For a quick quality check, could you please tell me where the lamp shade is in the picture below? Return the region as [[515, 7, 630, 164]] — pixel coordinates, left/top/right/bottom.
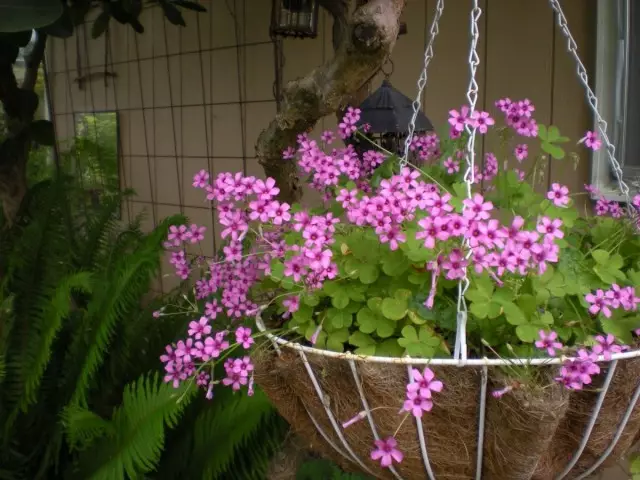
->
[[357, 80, 433, 134]]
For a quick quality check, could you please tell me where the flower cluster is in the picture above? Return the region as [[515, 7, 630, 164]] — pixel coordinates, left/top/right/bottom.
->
[[402, 367, 443, 418], [158, 98, 640, 474], [585, 284, 640, 318], [495, 98, 538, 137]]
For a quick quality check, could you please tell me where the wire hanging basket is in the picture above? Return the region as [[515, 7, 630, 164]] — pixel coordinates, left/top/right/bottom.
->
[[252, 1, 640, 479]]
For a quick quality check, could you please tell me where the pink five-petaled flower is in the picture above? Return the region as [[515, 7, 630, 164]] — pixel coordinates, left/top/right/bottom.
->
[[282, 146, 296, 159], [585, 289, 612, 318], [579, 130, 602, 151], [321, 130, 335, 144], [547, 183, 570, 207], [235, 326, 254, 349], [468, 110, 495, 134], [407, 367, 444, 399], [534, 330, 563, 356], [537, 217, 564, 240], [253, 178, 280, 200], [402, 391, 433, 417], [370, 437, 404, 468], [448, 106, 469, 133], [514, 144, 528, 162], [592, 334, 622, 361], [444, 157, 460, 174], [192, 169, 209, 188], [462, 194, 493, 221], [188, 316, 212, 340]]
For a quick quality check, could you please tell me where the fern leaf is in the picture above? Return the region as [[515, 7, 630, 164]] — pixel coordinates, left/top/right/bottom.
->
[[75, 372, 194, 480], [61, 405, 115, 451], [19, 272, 92, 410], [68, 218, 181, 406]]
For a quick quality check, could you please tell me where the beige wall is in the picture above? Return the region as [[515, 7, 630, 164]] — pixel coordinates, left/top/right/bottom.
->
[[46, 0, 595, 290]]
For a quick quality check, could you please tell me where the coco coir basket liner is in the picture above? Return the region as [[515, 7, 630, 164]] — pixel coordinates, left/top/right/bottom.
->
[[254, 345, 640, 480]]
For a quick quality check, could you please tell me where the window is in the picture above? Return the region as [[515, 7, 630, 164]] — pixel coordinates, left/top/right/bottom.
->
[[593, 0, 640, 199]]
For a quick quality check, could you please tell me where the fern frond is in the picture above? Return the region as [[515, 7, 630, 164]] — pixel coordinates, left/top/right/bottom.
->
[[18, 272, 92, 410], [61, 405, 115, 451], [67, 215, 184, 407], [74, 372, 194, 480], [187, 388, 279, 479]]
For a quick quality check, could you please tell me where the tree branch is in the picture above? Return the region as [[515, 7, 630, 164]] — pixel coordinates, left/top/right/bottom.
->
[[256, 0, 406, 203]]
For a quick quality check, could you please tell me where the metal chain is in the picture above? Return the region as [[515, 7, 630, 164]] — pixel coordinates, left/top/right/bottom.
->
[[400, 0, 445, 166], [454, 0, 482, 364], [548, 0, 632, 206]]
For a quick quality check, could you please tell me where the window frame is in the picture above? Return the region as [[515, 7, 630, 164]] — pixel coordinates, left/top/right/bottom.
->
[[592, 0, 637, 201]]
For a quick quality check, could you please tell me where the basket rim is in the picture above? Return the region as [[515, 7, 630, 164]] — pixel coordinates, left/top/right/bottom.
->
[[255, 314, 640, 366]]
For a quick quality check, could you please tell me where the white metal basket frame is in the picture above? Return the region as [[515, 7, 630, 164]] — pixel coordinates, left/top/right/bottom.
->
[[255, 1, 640, 479]]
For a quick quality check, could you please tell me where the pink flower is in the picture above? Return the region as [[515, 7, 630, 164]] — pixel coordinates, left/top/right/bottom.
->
[[282, 147, 296, 159], [283, 295, 300, 315], [579, 130, 602, 151], [403, 390, 433, 417], [407, 367, 443, 399], [537, 217, 563, 240], [443, 157, 460, 174], [514, 144, 528, 162], [192, 169, 209, 188], [188, 316, 212, 340], [321, 130, 335, 144], [592, 334, 622, 361], [253, 178, 280, 200], [463, 194, 493, 221], [448, 106, 469, 133], [547, 183, 570, 207], [585, 289, 612, 318], [371, 437, 403, 468], [235, 326, 254, 349], [535, 330, 563, 356], [468, 110, 495, 134]]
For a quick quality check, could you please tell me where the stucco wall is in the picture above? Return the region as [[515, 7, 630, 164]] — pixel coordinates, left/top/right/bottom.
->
[[45, 0, 595, 290]]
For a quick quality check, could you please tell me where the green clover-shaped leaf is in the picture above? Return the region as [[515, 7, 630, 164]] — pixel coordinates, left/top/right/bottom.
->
[[331, 289, 350, 309], [381, 298, 408, 321], [515, 324, 540, 343], [326, 328, 349, 352], [376, 339, 404, 357], [398, 325, 440, 357], [359, 264, 380, 284], [327, 308, 353, 328], [381, 249, 410, 277]]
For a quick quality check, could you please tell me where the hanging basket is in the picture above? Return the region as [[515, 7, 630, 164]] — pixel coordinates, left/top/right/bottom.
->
[[253, 2, 640, 478], [254, 335, 640, 480]]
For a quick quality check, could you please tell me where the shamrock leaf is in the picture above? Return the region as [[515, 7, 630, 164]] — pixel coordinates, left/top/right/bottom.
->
[[356, 306, 394, 337], [302, 293, 320, 307], [327, 308, 353, 328], [376, 339, 405, 357], [502, 302, 526, 326], [331, 289, 350, 309], [381, 249, 410, 277], [349, 331, 377, 355], [381, 297, 408, 321], [515, 324, 540, 343], [397, 325, 440, 357], [326, 328, 349, 352], [359, 264, 380, 284]]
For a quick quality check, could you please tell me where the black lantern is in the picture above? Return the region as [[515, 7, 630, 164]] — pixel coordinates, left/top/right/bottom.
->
[[351, 79, 434, 155], [270, 0, 319, 38]]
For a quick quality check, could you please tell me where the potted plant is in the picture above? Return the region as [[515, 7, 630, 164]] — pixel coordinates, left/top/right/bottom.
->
[[158, 99, 640, 479]]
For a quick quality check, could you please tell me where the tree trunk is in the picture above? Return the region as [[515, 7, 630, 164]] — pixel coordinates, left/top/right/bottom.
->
[[0, 32, 47, 224], [256, 0, 406, 204]]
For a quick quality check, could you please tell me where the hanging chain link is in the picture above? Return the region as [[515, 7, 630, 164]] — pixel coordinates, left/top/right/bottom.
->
[[453, 0, 482, 364], [400, 0, 445, 166], [548, 0, 632, 205]]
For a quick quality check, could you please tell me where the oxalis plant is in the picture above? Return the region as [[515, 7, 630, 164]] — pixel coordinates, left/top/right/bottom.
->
[[158, 98, 640, 471]]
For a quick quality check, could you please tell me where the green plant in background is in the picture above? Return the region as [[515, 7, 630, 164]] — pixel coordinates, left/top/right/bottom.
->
[[296, 458, 374, 480], [0, 176, 288, 479]]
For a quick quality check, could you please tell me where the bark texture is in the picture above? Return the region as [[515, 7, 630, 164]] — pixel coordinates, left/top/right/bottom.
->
[[256, 0, 406, 204], [0, 33, 47, 224]]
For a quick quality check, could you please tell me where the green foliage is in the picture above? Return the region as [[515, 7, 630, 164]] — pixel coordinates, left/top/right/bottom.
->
[[257, 123, 640, 362], [0, 177, 288, 480], [296, 458, 373, 480]]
